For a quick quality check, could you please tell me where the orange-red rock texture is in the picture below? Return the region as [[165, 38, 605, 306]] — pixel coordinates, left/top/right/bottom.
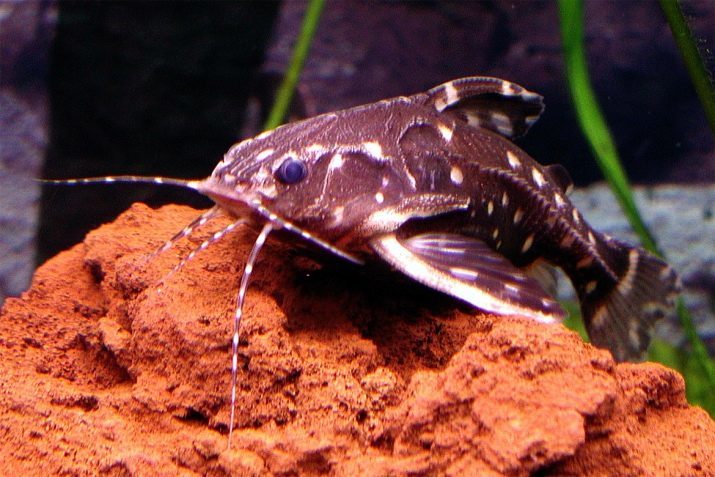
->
[[1, 204, 713, 476]]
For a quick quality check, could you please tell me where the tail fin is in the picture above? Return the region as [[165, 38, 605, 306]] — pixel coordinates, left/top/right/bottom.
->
[[579, 241, 681, 361]]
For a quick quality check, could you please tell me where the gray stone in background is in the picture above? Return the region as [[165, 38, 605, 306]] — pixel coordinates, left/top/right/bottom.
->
[[559, 184, 715, 348], [0, 1, 55, 305]]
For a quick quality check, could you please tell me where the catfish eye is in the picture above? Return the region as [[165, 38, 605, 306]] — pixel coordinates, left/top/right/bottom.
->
[[276, 158, 307, 184]]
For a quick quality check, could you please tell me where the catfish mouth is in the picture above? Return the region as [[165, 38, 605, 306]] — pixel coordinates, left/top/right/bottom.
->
[[196, 177, 363, 265], [196, 178, 267, 221]]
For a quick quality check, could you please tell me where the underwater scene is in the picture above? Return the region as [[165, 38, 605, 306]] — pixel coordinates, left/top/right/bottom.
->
[[0, 1, 713, 475]]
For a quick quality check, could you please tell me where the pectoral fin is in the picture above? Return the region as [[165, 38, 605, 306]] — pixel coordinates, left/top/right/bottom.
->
[[522, 258, 560, 298], [370, 232, 565, 323]]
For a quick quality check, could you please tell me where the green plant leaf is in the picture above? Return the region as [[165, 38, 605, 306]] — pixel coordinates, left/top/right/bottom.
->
[[659, 0, 715, 136], [263, 0, 326, 131]]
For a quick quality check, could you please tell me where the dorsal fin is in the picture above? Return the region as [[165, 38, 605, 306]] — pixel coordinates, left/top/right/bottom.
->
[[424, 76, 544, 139], [544, 164, 574, 195]]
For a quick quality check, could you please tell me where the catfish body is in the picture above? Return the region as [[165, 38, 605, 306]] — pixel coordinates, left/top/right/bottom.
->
[[197, 76, 679, 361]]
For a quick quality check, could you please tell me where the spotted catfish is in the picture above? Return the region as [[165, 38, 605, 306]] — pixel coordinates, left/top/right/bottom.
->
[[198, 76, 679, 360], [46, 76, 680, 441]]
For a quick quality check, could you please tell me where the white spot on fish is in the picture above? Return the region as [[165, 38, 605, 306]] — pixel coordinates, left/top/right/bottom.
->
[[487, 201, 494, 216], [507, 151, 521, 169], [375, 192, 385, 204], [532, 168, 545, 187], [450, 166, 464, 185], [306, 144, 325, 153], [255, 148, 274, 161], [572, 209, 581, 223], [444, 82, 459, 108], [363, 141, 384, 158], [328, 153, 344, 170], [513, 208, 524, 224], [588, 232, 596, 244], [492, 228, 499, 239], [554, 193, 566, 208], [502, 192, 509, 207], [521, 234, 534, 253], [331, 205, 345, 225], [501, 81, 519, 96], [585, 281, 597, 294], [438, 123, 454, 142]]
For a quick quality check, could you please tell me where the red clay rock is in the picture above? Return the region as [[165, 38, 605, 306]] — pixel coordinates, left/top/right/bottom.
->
[[1, 203, 713, 476]]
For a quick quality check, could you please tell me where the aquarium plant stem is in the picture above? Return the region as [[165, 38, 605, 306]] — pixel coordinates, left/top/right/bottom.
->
[[558, 0, 658, 253], [264, 0, 326, 131], [659, 0, 715, 136]]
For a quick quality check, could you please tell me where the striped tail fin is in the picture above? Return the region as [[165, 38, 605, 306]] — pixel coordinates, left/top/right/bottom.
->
[[579, 240, 681, 361]]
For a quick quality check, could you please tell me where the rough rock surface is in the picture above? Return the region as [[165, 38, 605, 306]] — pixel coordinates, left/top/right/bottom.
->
[[1, 204, 713, 476]]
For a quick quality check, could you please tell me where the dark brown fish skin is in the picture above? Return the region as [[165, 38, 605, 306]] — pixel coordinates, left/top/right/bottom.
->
[[202, 77, 679, 361]]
